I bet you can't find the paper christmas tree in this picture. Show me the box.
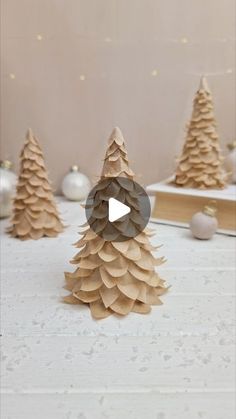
[64,127,167,319]
[175,76,227,189]
[8,129,64,240]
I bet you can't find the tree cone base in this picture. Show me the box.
[175,176,226,190]
[8,224,64,240]
[63,290,167,320]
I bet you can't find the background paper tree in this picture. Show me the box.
[175,76,227,189]
[64,127,167,319]
[8,129,64,240]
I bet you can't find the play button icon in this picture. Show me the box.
[108,198,130,222]
[85,176,151,242]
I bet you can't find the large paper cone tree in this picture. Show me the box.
[175,76,227,189]
[64,127,167,319]
[8,129,64,240]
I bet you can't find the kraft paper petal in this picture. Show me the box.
[42,229,58,238]
[69,268,94,278]
[117,282,140,300]
[15,216,31,236]
[145,272,162,287]
[134,233,149,244]
[111,240,130,253]
[104,256,128,277]
[64,274,80,291]
[125,241,142,261]
[64,295,82,305]
[128,263,154,281]
[73,289,100,303]
[89,238,105,254]
[80,274,103,291]
[99,266,117,288]
[99,285,119,308]
[82,229,98,241]
[90,300,112,319]
[98,243,118,262]
[78,255,101,270]
[92,202,108,219]
[70,280,82,293]
[101,224,121,241]
[29,229,46,240]
[137,283,162,305]
[117,177,134,191]
[132,301,151,314]
[110,295,135,315]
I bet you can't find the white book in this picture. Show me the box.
[146,177,236,236]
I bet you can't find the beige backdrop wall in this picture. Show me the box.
[1,0,235,192]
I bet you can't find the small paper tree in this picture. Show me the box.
[8,129,64,240]
[175,76,227,189]
[64,127,167,319]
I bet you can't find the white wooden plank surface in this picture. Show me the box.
[2,393,235,419]
[2,335,235,390]
[0,199,235,419]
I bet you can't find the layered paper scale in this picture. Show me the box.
[8,129,64,240]
[64,127,167,319]
[175,77,227,189]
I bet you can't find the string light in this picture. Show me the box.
[151,69,159,77]
[5,33,235,82]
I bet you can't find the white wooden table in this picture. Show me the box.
[1,199,235,419]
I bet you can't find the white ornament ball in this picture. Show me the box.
[190,206,218,240]
[0,161,17,219]
[62,166,91,201]
[225,142,236,183]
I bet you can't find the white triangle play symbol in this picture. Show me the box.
[108,198,131,222]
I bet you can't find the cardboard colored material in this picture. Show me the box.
[8,129,64,240]
[175,76,227,189]
[64,127,167,319]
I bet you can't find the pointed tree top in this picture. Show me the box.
[199,75,210,92]
[101,127,134,178]
[26,127,34,142]
[25,128,40,148]
[108,126,125,147]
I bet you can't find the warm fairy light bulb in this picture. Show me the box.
[181,37,188,44]
[151,69,159,77]
[9,73,16,79]
[36,34,43,41]
[79,75,86,81]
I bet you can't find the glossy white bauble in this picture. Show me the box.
[190,211,218,240]
[0,166,17,218]
[62,168,91,201]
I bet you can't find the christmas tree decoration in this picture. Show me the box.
[8,129,64,240]
[225,141,236,183]
[175,76,227,189]
[0,160,17,219]
[64,127,167,319]
[190,200,218,240]
[62,165,91,201]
